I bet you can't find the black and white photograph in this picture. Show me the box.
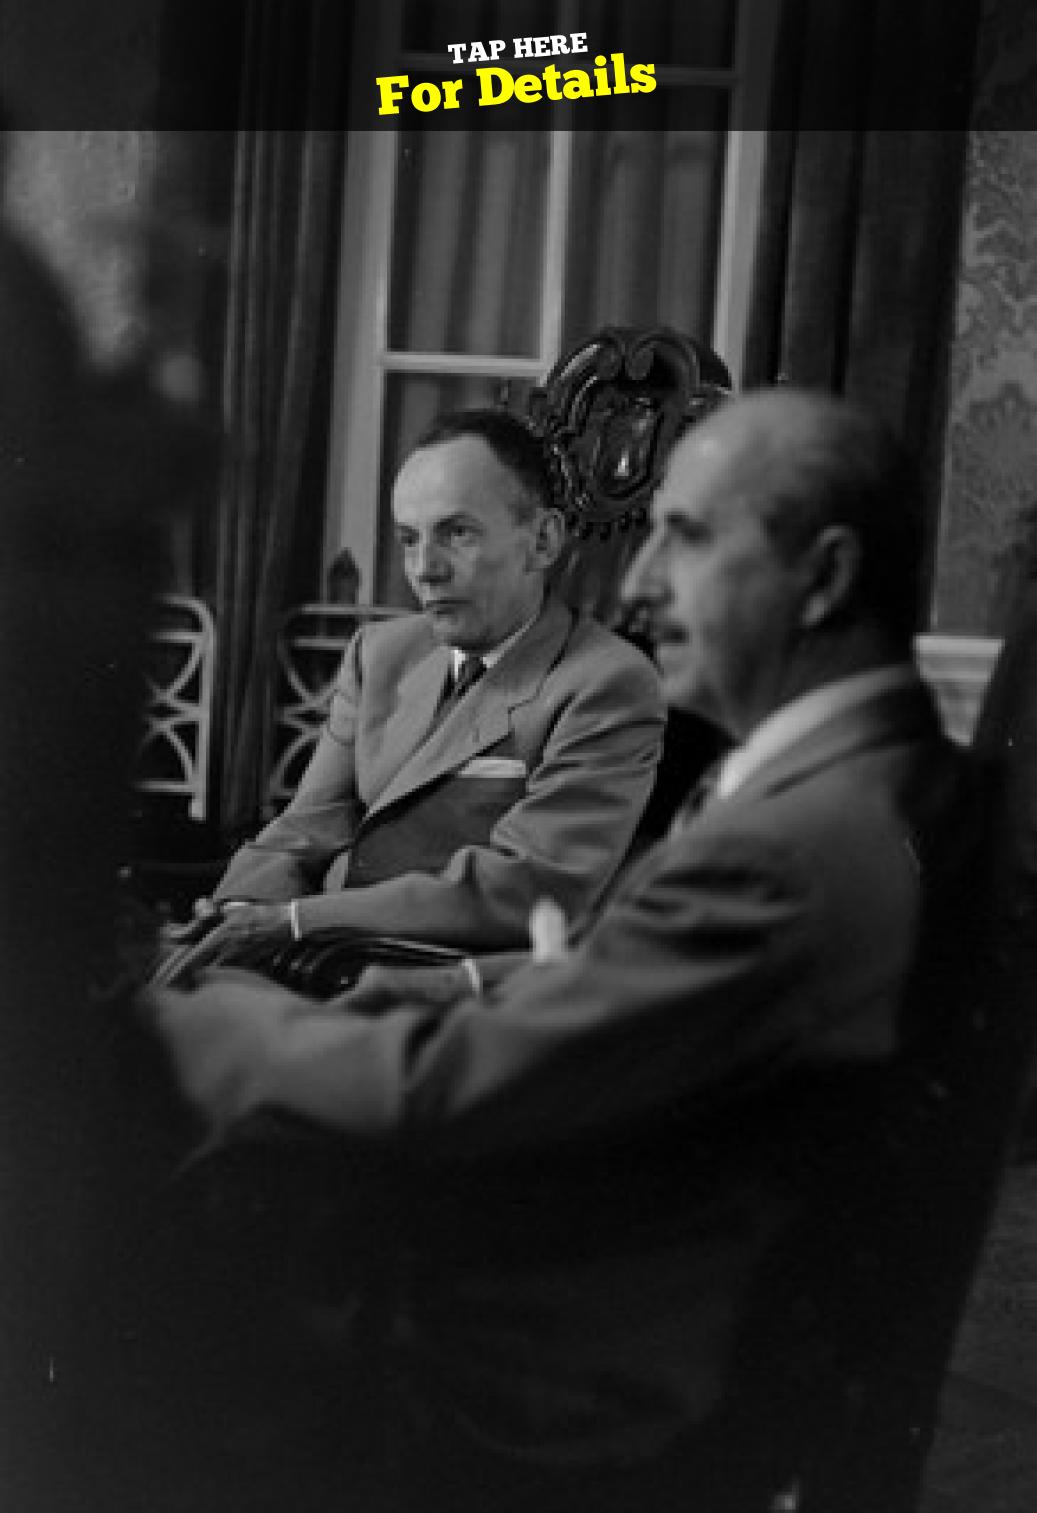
[1,1,1035,1509]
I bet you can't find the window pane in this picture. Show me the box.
[389,130,551,357]
[376,374,537,603]
[562,106,729,350]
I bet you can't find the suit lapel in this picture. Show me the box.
[366,643,453,800]
[364,598,574,823]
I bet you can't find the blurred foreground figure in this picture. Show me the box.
[152,390,979,1513]
[0,194,214,1509]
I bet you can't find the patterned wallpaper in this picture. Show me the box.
[933,0,1037,633]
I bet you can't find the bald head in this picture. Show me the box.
[622,389,924,735]
[689,390,924,640]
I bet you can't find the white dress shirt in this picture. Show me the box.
[716,665,920,800]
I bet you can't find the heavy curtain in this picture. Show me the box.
[742,0,983,520]
[215,2,346,831]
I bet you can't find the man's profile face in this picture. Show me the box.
[392,435,549,652]
[622,417,807,738]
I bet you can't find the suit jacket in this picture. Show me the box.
[169,678,977,1480]
[215,597,664,949]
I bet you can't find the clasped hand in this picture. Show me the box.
[154,898,292,988]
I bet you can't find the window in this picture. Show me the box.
[325,0,778,605]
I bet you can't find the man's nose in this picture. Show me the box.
[620,528,669,612]
[411,538,450,582]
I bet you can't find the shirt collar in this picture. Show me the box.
[450,601,543,674]
[716,664,919,800]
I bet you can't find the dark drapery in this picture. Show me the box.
[215,2,346,832]
[742,0,982,576]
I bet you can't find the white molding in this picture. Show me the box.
[381,351,549,377]
[540,126,575,365]
[915,633,1002,744]
[323,129,398,599]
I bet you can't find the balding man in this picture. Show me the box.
[191,408,663,972]
[152,390,975,1512]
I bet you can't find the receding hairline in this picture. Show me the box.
[691,387,865,476]
[684,388,904,524]
[408,408,554,524]
[397,432,545,525]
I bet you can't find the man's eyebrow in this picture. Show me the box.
[394,511,482,537]
[436,511,482,530]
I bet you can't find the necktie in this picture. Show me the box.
[436,654,486,720]
[451,654,486,701]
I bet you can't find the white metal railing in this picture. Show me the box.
[915,633,1002,745]
[135,593,216,821]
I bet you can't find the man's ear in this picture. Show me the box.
[528,508,567,570]
[799,524,861,629]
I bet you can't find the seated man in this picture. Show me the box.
[193,408,664,971]
[153,390,977,1513]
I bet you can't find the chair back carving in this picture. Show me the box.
[527,326,732,619]
[135,593,216,822]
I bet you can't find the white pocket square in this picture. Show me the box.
[458,757,527,778]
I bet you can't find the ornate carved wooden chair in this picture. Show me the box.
[528,324,732,623]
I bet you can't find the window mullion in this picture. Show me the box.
[711,0,780,383]
[540,128,575,372]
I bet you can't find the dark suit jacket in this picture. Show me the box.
[168,678,974,1478]
[215,597,664,949]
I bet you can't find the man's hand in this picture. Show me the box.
[160,896,224,948]
[153,901,293,988]
[204,901,293,950]
[337,961,473,1017]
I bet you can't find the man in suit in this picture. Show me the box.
[151,389,975,1512]
[191,408,663,969]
